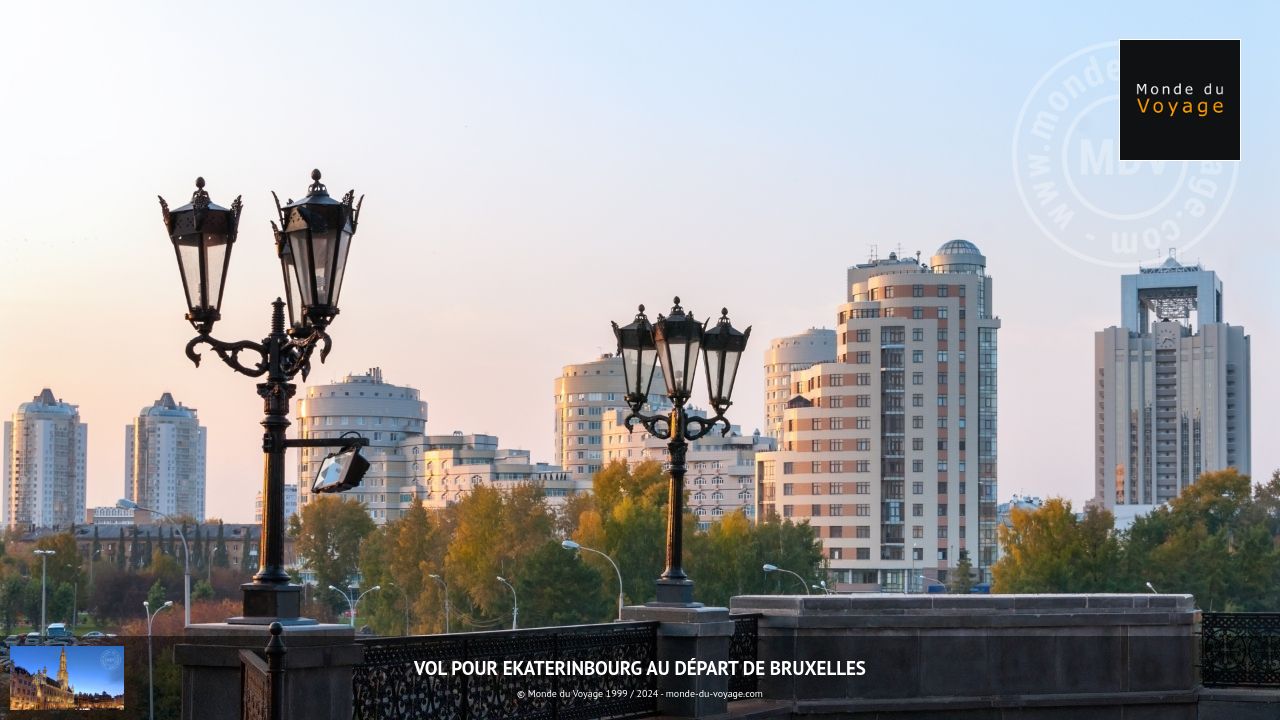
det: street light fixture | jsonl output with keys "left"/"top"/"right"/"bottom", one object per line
{"left": 612, "top": 300, "right": 750, "bottom": 605}
{"left": 158, "top": 171, "right": 369, "bottom": 625}
{"left": 429, "top": 574, "right": 450, "bottom": 634}
{"left": 118, "top": 498, "right": 192, "bottom": 627}
{"left": 33, "top": 550, "right": 54, "bottom": 640}
{"left": 328, "top": 584, "right": 380, "bottom": 629}
{"left": 496, "top": 576, "right": 518, "bottom": 630}
{"left": 762, "top": 563, "right": 810, "bottom": 595}
{"left": 1146, "top": 581, "right": 1160, "bottom": 594}
{"left": 562, "top": 539, "right": 625, "bottom": 621}
{"left": 144, "top": 600, "right": 173, "bottom": 720}
{"left": 386, "top": 582, "right": 410, "bottom": 636}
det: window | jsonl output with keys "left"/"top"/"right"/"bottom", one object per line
{"left": 831, "top": 438, "right": 844, "bottom": 450}
{"left": 783, "top": 483, "right": 794, "bottom": 496}
{"left": 855, "top": 482, "right": 870, "bottom": 494}
{"left": 830, "top": 526, "right": 843, "bottom": 538}
{"left": 855, "top": 395, "right": 871, "bottom": 407}
{"left": 937, "top": 395, "right": 947, "bottom": 406}
{"left": 856, "top": 417, "right": 871, "bottom": 429}
{"left": 783, "top": 505, "right": 794, "bottom": 517}
{"left": 938, "top": 504, "right": 948, "bottom": 516}
{"left": 830, "top": 461, "right": 844, "bottom": 473}
{"left": 830, "top": 374, "right": 845, "bottom": 386}
{"left": 913, "top": 372, "right": 924, "bottom": 385}
{"left": 855, "top": 352, "right": 871, "bottom": 364}
{"left": 855, "top": 439, "right": 871, "bottom": 451}
{"left": 855, "top": 373, "right": 871, "bottom": 385}
{"left": 912, "top": 503, "right": 923, "bottom": 517}
{"left": 938, "top": 307, "right": 948, "bottom": 319}
{"left": 912, "top": 417, "right": 924, "bottom": 430}
{"left": 938, "top": 482, "right": 948, "bottom": 494}
{"left": 855, "top": 329, "right": 870, "bottom": 342}
{"left": 829, "top": 482, "right": 844, "bottom": 494}
{"left": 912, "top": 284, "right": 924, "bottom": 297}
{"left": 912, "top": 481, "right": 924, "bottom": 494}
{"left": 783, "top": 462, "right": 794, "bottom": 474}
{"left": 913, "top": 459, "right": 924, "bottom": 472}
{"left": 855, "top": 504, "right": 871, "bottom": 516}
{"left": 912, "top": 328, "right": 924, "bottom": 341}
{"left": 830, "top": 396, "right": 844, "bottom": 408}
{"left": 830, "top": 548, "right": 843, "bottom": 560}
{"left": 829, "top": 504, "right": 844, "bottom": 517}
{"left": 912, "top": 525, "right": 924, "bottom": 539}
{"left": 811, "top": 418, "right": 822, "bottom": 431}
{"left": 938, "top": 461, "right": 948, "bottom": 472}
{"left": 913, "top": 394, "right": 924, "bottom": 407}
{"left": 937, "top": 373, "right": 948, "bottom": 385}
{"left": 855, "top": 525, "right": 871, "bottom": 538}
{"left": 811, "top": 461, "right": 823, "bottom": 474}
{"left": 885, "top": 286, "right": 896, "bottom": 298}
{"left": 854, "top": 461, "right": 870, "bottom": 472}
{"left": 856, "top": 547, "right": 870, "bottom": 560}
{"left": 912, "top": 350, "right": 924, "bottom": 363}
{"left": 938, "top": 526, "right": 948, "bottom": 538}
{"left": 937, "top": 351, "right": 948, "bottom": 363}
{"left": 912, "top": 306, "right": 924, "bottom": 319}
{"left": 938, "top": 285, "right": 949, "bottom": 297}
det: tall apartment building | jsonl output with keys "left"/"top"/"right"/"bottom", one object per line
{"left": 601, "top": 409, "right": 776, "bottom": 528}
{"left": 1093, "top": 256, "right": 1250, "bottom": 528}
{"left": 3, "top": 389, "right": 87, "bottom": 530}
{"left": 765, "top": 329, "right": 836, "bottom": 440}
{"left": 554, "top": 355, "right": 668, "bottom": 486}
{"left": 125, "top": 392, "right": 207, "bottom": 520}
{"left": 295, "top": 368, "right": 429, "bottom": 524}
{"left": 758, "top": 240, "right": 1000, "bottom": 592}
{"left": 255, "top": 483, "right": 298, "bottom": 524}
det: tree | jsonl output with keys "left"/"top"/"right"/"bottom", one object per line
{"left": 192, "top": 579, "right": 215, "bottom": 601}
{"left": 289, "top": 496, "right": 375, "bottom": 612}
{"left": 950, "top": 549, "right": 976, "bottom": 594}
{"left": 212, "top": 521, "right": 229, "bottom": 568}
{"left": 147, "top": 579, "right": 168, "bottom": 609}
{"left": 91, "top": 526, "right": 102, "bottom": 562}
{"left": 515, "top": 541, "right": 611, "bottom": 627}
{"left": 114, "top": 531, "right": 126, "bottom": 570}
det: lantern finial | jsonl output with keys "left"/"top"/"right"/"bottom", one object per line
{"left": 308, "top": 169, "right": 327, "bottom": 196}
{"left": 195, "top": 176, "right": 205, "bottom": 190}
{"left": 191, "top": 177, "right": 210, "bottom": 209}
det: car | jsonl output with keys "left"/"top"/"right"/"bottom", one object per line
{"left": 81, "top": 631, "right": 105, "bottom": 639}
{"left": 3, "top": 636, "right": 18, "bottom": 648}
{"left": 24, "top": 633, "right": 39, "bottom": 643}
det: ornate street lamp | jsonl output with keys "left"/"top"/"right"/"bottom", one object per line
{"left": 612, "top": 298, "right": 750, "bottom": 605}
{"left": 159, "top": 171, "right": 370, "bottom": 625}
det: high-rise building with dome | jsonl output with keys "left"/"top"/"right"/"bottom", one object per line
{"left": 3, "top": 389, "right": 87, "bottom": 530}
{"left": 758, "top": 240, "right": 1000, "bottom": 591}
{"left": 125, "top": 393, "right": 207, "bottom": 520}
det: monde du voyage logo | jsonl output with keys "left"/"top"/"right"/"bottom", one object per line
{"left": 1120, "top": 39, "right": 1240, "bottom": 161}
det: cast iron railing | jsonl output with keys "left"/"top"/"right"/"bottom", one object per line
{"left": 353, "top": 621, "right": 659, "bottom": 720}
{"left": 241, "top": 622, "right": 287, "bottom": 720}
{"left": 1201, "top": 612, "right": 1280, "bottom": 686}
{"left": 728, "top": 613, "right": 760, "bottom": 694}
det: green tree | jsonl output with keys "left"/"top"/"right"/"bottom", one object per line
{"left": 192, "top": 579, "right": 215, "bottom": 601}
{"left": 91, "top": 526, "right": 102, "bottom": 561}
{"left": 289, "top": 496, "right": 375, "bottom": 613}
{"left": 147, "top": 579, "right": 168, "bottom": 609}
{"left": 950, "top": 549, "right": 976, "bottom": 594}
{"left": 515, "top": 541, "right": 611, "bottom": 627}
{"left": 212, "top": 521, "right": 229, "bottom": 568}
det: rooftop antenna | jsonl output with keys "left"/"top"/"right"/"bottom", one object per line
{"left": 869, "top": 243, "right": 878, "bottom": 262}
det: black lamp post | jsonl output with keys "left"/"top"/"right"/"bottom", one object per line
{"left": 159, "top": 170, "right": 370, "bottom": 625}
{"left": 612, "top": 298, "right": 750, "bottom": 605}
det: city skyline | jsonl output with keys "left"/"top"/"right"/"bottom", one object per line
{"left": 1, "top": 2, "right": 1276, "bottom": 522}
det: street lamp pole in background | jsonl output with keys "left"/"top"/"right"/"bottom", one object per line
{"left": 612, "top": 300, "right": 751, "bottom": 606}
{"left": 328, "top": 585, "right": 380, "bottom": 629}
{"left": 429, "top": 574, "right": 450, "bottom": 633}
{"left": 562, "top": 540, "right": 625, "bottom": 621}
{"left": 763, "top": 563, "right": 810, "bottom": 595}
{"left": 158, "top": 172, "right": 369, "bottom": 624}
{"left": 118, "top": 498, "right": 191, "bottom": 626}
{"left": 496, "top": 577, "right": 518, "bottom": 630}
{"left": 145, "top": 600, "right": 173, "bottom": 720}
{"left": 33, "top": 549, "right": 54, "bottom": 639}
{"left": 386, "top": 582, "right": 410, "bottom": 636}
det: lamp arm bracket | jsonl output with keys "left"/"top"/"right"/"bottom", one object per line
{"left": 281, "top": 329, "right": 331, "bottom": 381}
{"left": 623, "top": 408, "right": 671, "bottom": 440}
{"left": 682, "top": 412, "right": 731, "bottom": 442}
{"left": 185, "top": 334, "right": 269, "bottom": 377}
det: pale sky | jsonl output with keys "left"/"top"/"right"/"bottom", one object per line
{"left": 1, "top": 1, "right": 1276, "bottom": 522}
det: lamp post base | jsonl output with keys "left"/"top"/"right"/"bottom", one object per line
{"left": 652, "top": 578, "right": 700, "bottom": 607}
{"left": 228, "top": 583, "right": 317, "bottom": 625}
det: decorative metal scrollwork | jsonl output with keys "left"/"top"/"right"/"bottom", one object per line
{"left": 1202, "top": 612, "right": 1280, "bottom": 686}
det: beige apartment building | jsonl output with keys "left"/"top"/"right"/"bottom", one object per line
{"left": 554, "top": 355, "right": 668, "bottom": 487}
{"left": 125, "top": 392, "right": 207, "bottom": 521}
{"left": 601, "top": 409, "right": 775, "bottom": 528}
{"left": 758, "top": 240, "right": 1000, "bottom": 592}
{"left": 765, "top": 329, "right": 836, "bottom": 441}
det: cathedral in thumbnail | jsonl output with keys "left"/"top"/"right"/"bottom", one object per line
{"left": 9, "top": 647, "right": 75, "bottom": 710}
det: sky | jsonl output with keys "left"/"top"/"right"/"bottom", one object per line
{"left": 10, "top": 646, "right": 125, "bottom": 696}
{"left": 0, "top": 1, "right": 1276, "bottom": 522}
